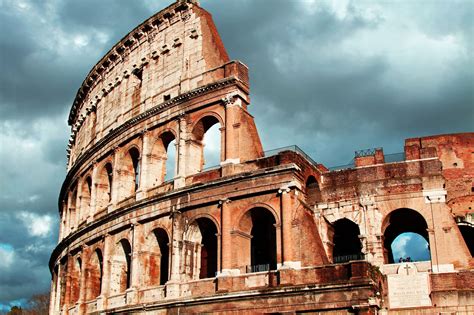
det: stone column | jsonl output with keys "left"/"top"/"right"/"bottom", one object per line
{"left": 167, "top": 209, "right": 183, "bottom": 298}
{"left": 88, "top": 163, "right": 98, "bottom": 223}
{"left": 221, "top": 93, "right": 241, "bottom": 165}
{"left": 127, "top": 223, "right": 141, "bottom": 304}
{"left": 78, "top": 247, "right": 88, "bottom": 314}
{"left": 137, "top": 130, "right": 150, "bottom": 198}
{"left": 64, "top": 255, "right": 73, "bottom": 310}
{"left": 98, "top": 235, "right": 111, "bottom": 310}
{"left": 219, "top": 199, "right": 237, "bottom": 275}
{"left": 279, "top": 187, "right": 299, "bottom": 269}
{"left": 110, "top": 148, "right": 121, "bottom": 209}
{"left": 175, "top": 115, "right": 187, "bottom": 188}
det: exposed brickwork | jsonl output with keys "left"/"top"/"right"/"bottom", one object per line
{"left": 49, "top": 1, "right": 473, "bottom": 314}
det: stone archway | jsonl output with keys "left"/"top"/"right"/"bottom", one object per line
{"left": 183, "top": 217, "right": 218, "bottom": 280}
{"left": 85, "top": 249, "right": 103, "bottom": 301}
{"left": 238, "top": 207, "right": 277, "bottom": 273}
{"left": 383, "top": 208, "right": 430, "bottom": 264}
{"left": 332, "top": 218, "right": 363, "bottom": 263}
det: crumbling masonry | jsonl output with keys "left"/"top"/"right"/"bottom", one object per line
{"left": 49, "top": 1, "right": 474, "bottom": 314}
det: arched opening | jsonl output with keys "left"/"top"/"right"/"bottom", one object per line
{"left": 383, "top": 208, "right": 430, "bottom": 264}
{"left": 70, "top": 257, "right": 81, "bottom": 305}
{"left": 391, "top": 232, "right": 430, "bottom": 262}
{"left": 117, "top": 147, "right": 141, "bottom": 200}
{"left": 129, "top": 148, "right": 140, "bottom": 191}
{"left": 143, "top": 228, "right": 170, "bottom": 287}
{"left": 150, "top": 131, "right": 176, "bottom": 185}
{"left": 96, "top": 163, "right": 113, "bottom": 210}
{"left": 155, "top": 229, "right": 170, "bottom": 285}
{"left": 110, "top": 239, "right": 132, "bottom": 294}
{"left": 59, "top": 258, "right": 67, "bottom": 307}
{"left": 86, "top": 249, "right": 103, "bottom": 301}
{"left": 68, "top": 185, "right": 78, "bottom": 230}
{"left": 202, "top": 123, "right": 220, "bottom": 169}
{"left": 80, "top": 176, "right": 92, "bottom": 222}
{"left": 191, "top": 116, "right": 221, "bottom": 172}
{"left": 165, "top": 139, "right": 176, "bottom": 181}
{"left": 183, "top": 217, "right": 218, "bottom": 280}
{"left": 332, "top": 218, "right": 363, "bottom": 263}
{"left": 458, "top": 224, "right": 474, "bottom": 257}
{"left": 306, "top": 176, "right": 321, "bottom": 204}
{"left": 239, "top": 207, "right": 277, "bottom": 273}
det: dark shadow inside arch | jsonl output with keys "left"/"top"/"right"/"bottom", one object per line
{"left": 153, "top": 228, "right": 170, "bottom": 285}
{"left": 129, "top": 147, "right": 140, "bottom": 191}
{"left": 458, "top": 224, "right": 474, "bottom": 257}
{"left": 306, "top": 176, "right": 321, "bottom": 205}
{"left": 119, "top": 239, "right": 132, "bottom": 291}
{"left": 332, "top": 218, "right": 363, "bottom": 263}
{"left": 250, "top": 208, "right": 277, "bottom": 272}
{"left": 383, "top": 208, "right": 430, "bottom": 264}
{"left": 196, "top": 218, "right": 218, "bottom": 279}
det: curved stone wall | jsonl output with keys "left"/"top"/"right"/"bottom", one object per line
{"left": 49, "top": 1, "right": 474, "bottom": 314}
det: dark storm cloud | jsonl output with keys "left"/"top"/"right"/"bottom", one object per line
{"left": 204, "top": 0, "right": 474, "bottom": 164}
{"left": 0, "top": 0, "right": 473, "bottom": 309}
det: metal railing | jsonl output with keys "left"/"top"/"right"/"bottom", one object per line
{"left": 246, "top": 263, "right": 270, "bottom": 273}
{"left": 198, "top": 146, "right": 405, "bottom": 173}
{"left": 200, "top": 145, "right": 319, "bottom": 172}
{"left": 333, "top": 253, "right": 365, "bottom": 263}
{"left": 264, "top": 145, "right": 318, "bottom": 166}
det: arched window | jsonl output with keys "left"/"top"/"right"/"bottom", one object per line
{"left": 332, "top": 218, "right": 363, "bottom": 263}
{"left": 105, "top": 163, "right": 113, "bottom": 202}
{"left": 80, "top": 176, "right": 92, "bottom": 222}
{"left": 128, "top": 148, "right": 141, "bottom": 191}
{"left": 70, "top": 257, "right": 82, "bottom": 304}
{"left": 306, "top": 176, "right": 321, "bottom": 204}
{"left": 96, "top": 163, "right": 113, "bottom": 210}
{"left": 183, "top": 218, "right": 218, "bottom": 280}
{"left": 165, "top": 138, "right": 176, "bottom": 181}
{"left": 86, "top": 249, "right": 103, "bottom": 301}
{"left": 383, "top": 208, "right": 430, "bottom": 263}
{"left": 458, "top": 224, "right": 473, "bottom": 257}
{"left": 110, "top": 239, "right": 132, "bottom": 294}
{"left": 238, "top": 207, "right": 277, "bottom": 273}
{"left": 143, "top": 228, "right": 170, "bottom": 286}
{"left": 191, "top": 116, "right": 221, "bottom": 173}
{"left": 150, "top": 131, "right": 176, "bottom": 185}
{"left": 69, "top": 184, "right": 78, "bottom": 230}
{"left": 250, "top": 208, "right": 277, "bottom": 272}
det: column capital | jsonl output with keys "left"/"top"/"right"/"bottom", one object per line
{"left": 218, "top": 198, "right": 231, "bottom": 205}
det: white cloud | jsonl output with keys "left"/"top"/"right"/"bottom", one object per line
{"left": 16, "top": 212, "right": 53, "bottom": 238}
{"left": 391, "top": 233, "right": 411, "bottom": 259}
{"left": 0, "top": 245, "right": 14, "bottom": 269}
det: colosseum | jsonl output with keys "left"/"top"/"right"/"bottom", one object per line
{"left": 49, "top": 0, "right": 474, "bottom": 314}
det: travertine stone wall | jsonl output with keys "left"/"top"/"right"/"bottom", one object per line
{"left": 49, "top": 0, "right": 473, "bottom": 314}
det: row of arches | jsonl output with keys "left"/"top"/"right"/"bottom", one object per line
{"left": 62, "top": 117, "right": 222, "bottom": 235}
{"left": 60, "top": 207, "right": 279, "bottom": 308}
{"left": 330, "top": 209, "right": 433, "bottom": 264}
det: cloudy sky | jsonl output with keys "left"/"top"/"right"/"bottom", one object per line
{"left": 0, "top": 0, "right": 473, "bottom": 309}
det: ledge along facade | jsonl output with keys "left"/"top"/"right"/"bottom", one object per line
{"left": 49, "top": 0, "right": 474, "bottom": 314}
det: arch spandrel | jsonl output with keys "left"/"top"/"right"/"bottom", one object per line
{"left": 235, "top": 203, "right": 280, "bottom": 235}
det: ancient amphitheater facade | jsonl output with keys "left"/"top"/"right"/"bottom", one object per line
{"left": 49, "top": 1, "right": 474, "bottom": 314}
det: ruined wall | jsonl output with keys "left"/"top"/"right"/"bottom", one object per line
{"left": 50, "top": 1, "right": 473, "bottom": 314}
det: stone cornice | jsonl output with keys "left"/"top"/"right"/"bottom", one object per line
{"left": 59, "top": 77, "right": 247, "bottom": 211}
{"left": 68, "top": 0, "right": 197, "bottom": 126}
{"left": 50, "top": 163, "right": 299, "bottom": 271}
